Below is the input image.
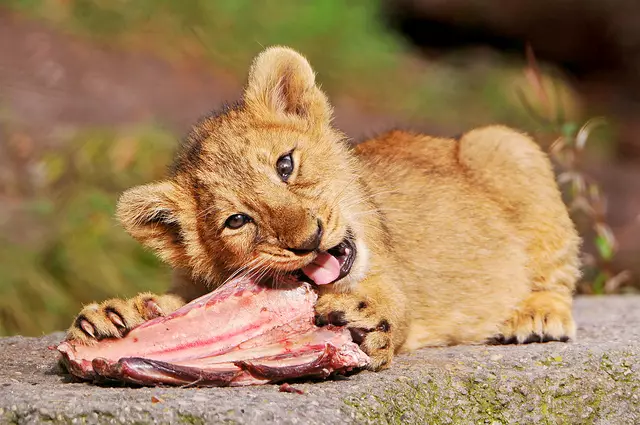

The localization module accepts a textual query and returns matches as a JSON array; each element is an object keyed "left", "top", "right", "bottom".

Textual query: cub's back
[{"left": 352, "top": 126, "right": 578, "bottom": 345}]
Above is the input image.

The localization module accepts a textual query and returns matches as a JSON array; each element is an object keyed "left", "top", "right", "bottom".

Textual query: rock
[{"left": 1, "top": 296, "right": 639, "bottom": 424}]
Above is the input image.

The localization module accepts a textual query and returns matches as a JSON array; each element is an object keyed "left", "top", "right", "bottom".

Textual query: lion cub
[{"left": 67, "top": 46, "right": 580, "bottom": 370}]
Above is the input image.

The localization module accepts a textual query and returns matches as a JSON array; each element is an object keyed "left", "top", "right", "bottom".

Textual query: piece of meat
[
  {"left": 279, "top": 383, "right": 305, "bottom": 394},
  {"left": 56, "top": 278, "right": 370, "bottom": 387}
]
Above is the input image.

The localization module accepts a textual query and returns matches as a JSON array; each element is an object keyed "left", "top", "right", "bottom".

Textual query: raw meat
[{"left": 56, "top": 278, "right": 370, "bottom": 387}]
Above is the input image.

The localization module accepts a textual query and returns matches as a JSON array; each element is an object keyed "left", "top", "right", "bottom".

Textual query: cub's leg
[
  {"left": 66, "top": 292, "right": 184, "bottom": 343},
  {"left": 314, "top": 275, "right": 408, "bottom": 371},
  {"left": 458, "top": 126, "right": 580, "bottom": 345}
]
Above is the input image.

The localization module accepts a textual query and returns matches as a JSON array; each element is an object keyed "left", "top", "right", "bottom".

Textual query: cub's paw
[
  {"left": 66, "top": 292, "right": 184, "bottom": 344},
  {"left": 315, "top": 293, "right": 394, "bottom": 371},
  {"left": 490, "top": 291, "right": 576, "bottom": 345}
]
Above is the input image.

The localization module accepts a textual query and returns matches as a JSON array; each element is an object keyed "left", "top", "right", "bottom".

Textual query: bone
[{"left": 57, "top": 278, "right": 370, "bottom": 387}]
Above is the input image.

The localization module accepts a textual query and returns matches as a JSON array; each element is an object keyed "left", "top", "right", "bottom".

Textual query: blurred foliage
[
  {"left": 0, "top": 1, "right": 627, "bottom": 337},
  {"left": 517, "top": 47, "right": 631, "bottom": 294},
  {"left": 552, "top": 121, "right": 631, "bottom": 294},
  {"left": 0, "top": 124, "right": 175, "bottom": 336},
  {"left": 5, "top": 0, "right": 581, "bottom": 130}
]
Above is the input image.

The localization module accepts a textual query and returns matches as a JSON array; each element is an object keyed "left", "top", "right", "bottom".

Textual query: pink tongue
[{"left": 301, "top": 253, "right": 341, "bottom": 285}]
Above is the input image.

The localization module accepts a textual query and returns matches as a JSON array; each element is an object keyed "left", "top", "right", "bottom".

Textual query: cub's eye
[
  {"left": 225, "top": 214, "right": 252, "bottom": 229},
  {"left": 276, "top": 153, "right": 294, "bottom": 182}
]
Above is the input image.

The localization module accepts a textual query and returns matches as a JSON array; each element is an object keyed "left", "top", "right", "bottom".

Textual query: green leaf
[
  {"left": 595, "top": 235, "right": 614, "bottom": 260},
  {"left": 592, "top": 272, "right": 607, "bottom": 295},
  {"left": 561, "top": 122, "right": 578, "bottom": 138}
]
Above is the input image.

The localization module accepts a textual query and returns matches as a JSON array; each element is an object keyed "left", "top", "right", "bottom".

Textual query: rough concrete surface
[{"left": 1, "top": 296, "right": 639, "bottom": 425}]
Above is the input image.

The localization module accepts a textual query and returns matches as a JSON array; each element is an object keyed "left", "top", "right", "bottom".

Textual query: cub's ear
[
  {"left": 244, "top": 46, "right": 332, "bottom": 123},
  {"left": 116, "top": 181, "right": 186, "bottom": 266}
]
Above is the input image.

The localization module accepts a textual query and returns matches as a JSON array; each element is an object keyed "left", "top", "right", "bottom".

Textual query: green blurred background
[{"left": 1, "top": 0, "right": 638, "bottom": 336}]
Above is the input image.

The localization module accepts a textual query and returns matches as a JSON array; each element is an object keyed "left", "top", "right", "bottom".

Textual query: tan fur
[{"left": 67, "top": 47, "right": 581, "bottom": 371}]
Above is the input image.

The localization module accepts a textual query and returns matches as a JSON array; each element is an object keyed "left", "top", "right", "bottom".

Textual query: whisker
[{"left": 222, "top": 257, "right": 264, "bottom": 286}]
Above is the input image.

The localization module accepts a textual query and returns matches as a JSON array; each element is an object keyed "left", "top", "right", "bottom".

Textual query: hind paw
[{"left": 490, "top": 291, "right": 575, "bottom": 345}]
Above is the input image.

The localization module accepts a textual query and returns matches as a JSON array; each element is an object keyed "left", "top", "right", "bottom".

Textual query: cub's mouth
[{"left": 294, "top": 236, "right": 357, "bottom": 286}]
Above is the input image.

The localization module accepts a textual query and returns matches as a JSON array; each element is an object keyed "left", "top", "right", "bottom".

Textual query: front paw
[
  {"left": 66, "top": 292, "right": 184, "bottom": 344},
  {"left": 315, "top": 293, "right": 394, "bottom": 371}
]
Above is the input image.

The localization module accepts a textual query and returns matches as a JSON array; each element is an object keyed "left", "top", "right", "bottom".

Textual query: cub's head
[{"left": 116, "top": 47, "right": 371, "bottom": 291}]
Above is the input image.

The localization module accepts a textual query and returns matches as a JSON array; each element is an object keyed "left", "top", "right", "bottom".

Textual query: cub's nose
[{"left": 286, "top": 220, "right": 323, "bottom": 255}]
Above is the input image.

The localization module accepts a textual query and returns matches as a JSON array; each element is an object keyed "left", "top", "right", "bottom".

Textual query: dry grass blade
[
  {"left": 524, "top": 43, "right": 552, "bottom": 120},
  {"left": 519, "top": 46, "right": 632, "bottom": 294},
  {"left": 575, "top": 118, "right": 607, "bottom": 151},
  {"left": 605, "top": 271, "right": 632, "bottom": 293}
]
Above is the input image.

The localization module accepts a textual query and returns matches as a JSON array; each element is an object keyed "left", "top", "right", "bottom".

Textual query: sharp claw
[
  {"left": 327, "top": 311, "right": 348, "bottom": 326},
  {"left": 314, "top": 314, "right": 328, "bottom": 327},
  {"left": 145, "top": 299, "right": 163, "bottom": 318},
  {"left": 524, "top": 332, "right": 542, "bottom": 344},
  {"left": 376, "top": 320, "right": 390, "bottom": 332},
  {"left": 80, "top": 319, "right": 96, "bottom": 338},
  {"left": 349, "top": 327, "right": 368, "bottom": 345},
  {"left": 107, "top": 311, "right": 125, "bottom": 328}
]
